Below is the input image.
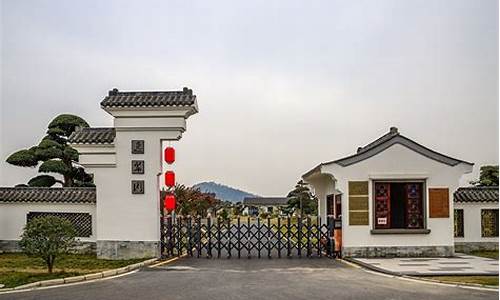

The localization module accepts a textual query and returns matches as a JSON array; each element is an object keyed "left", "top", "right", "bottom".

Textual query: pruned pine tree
[
  {"left": 286, "top": 180, "right": 318, "bottom": 217},
  {"left": 6, "top": 114, "right": 94, "bottom": 187}
]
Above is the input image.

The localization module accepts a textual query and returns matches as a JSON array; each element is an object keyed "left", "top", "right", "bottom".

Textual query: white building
[
  {"left": 453, "top": 186, "right": 498, "bottom": 252},
  {"left": 0, "top": 88, "right": 198, "bottom": 259},
  {"left": 303, "top": 127, "right": 473, "bottom": 257},
  {"left": 242, "top": 197, "right": 289, "bottom": 216}
]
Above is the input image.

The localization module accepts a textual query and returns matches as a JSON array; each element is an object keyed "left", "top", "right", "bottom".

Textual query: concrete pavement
[
  {"left": 351, "top": 254, "right": 498, "bottom": 276},
  {"left": 1, "top": 258, "right": 497, "bottom": 300}
]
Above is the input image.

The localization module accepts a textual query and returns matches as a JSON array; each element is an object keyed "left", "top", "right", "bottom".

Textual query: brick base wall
[
  {"left": 0, "top": 240, "right": 96, "bottom": 254},
  {"left": 342, "top": 246, "right": 454, "bottom": 258},
  {"left": 97, "top": 240, "right": 160, "bottom": 260},
  {"left": 455, "top": 242, "right": 498, "bottom": 253}
]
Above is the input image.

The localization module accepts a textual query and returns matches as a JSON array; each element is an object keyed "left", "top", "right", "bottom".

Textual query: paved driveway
[
  {"left": 1, "top": 258, "right": 497, "bottom": 300},
  {"left": 352, "top": 254, "right": 499, "bottom": 275}
]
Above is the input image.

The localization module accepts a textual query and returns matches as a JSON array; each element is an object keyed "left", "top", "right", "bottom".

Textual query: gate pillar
[{"left": 70, "top": 88, "right": 198, "bottom": 259}]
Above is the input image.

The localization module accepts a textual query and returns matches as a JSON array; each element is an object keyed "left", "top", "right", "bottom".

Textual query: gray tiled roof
[
  {"left": 100, "top": 88, "right": 196, "bottom": 108},
  {"left": 243, "top": 197, "right": 289, "bottom": 206},
  {"left": 0, "top": 187, "right": 96, "bottom": 204},
  {"left": 303, "top": 127, "right": 473, "bottom": 178},
  {"left": 356, "top": 127, "right": 400, "bottom": 154},
  {"left": 68, "top": 127, "right": 115, "bottom": 144},
  {"left": 454, "top": 187, "right": 499, "bottom": 203}
]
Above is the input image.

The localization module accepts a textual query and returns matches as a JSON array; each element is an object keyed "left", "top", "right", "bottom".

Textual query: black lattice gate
[{"left": 160, "top": 217, "right": 339, "bottom": 259}]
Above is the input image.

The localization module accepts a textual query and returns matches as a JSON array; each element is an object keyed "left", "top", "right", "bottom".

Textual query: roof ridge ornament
[{"left": 109, "top": 88, "right": 119, "bottom": 96}]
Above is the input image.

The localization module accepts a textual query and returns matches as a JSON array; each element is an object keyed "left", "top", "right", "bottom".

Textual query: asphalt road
[{"left": 1, "top": 258, "right": 497, "bottom": 300}]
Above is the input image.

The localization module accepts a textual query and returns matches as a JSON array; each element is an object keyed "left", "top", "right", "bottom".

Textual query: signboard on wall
[
  {"left": 348, "top": 181, "right": 369, "bottom": 225},
  {"left": 429, "top": 188, "right": 449, "bottom": 218}
]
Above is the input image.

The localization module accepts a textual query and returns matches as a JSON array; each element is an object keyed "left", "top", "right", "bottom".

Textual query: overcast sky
[{"left": 0, "top": 0, "right": 498, "bottom": 196}]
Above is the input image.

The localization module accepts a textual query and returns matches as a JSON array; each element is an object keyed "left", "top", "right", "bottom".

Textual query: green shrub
[{"left": 19, "top": 216, "right": 76, "bottom": 273}]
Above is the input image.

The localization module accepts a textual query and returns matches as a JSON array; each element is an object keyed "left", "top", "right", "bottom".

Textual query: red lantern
[
  {"left": 164, "top": 147, "right": 175, "bottom": 164},
  {"left": 164, "top": 194, "right": 176, "bottom": 211},
  {"left": 164, "top": 171, "right": 175, "bottom": 187}
]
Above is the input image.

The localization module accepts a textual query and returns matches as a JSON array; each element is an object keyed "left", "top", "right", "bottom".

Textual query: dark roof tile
[
  {"left": 0, "top": 187, "right": 96, "bottom": 204},
  {"left": 100, "top": 88, "right": 196, "bottom": 108},
  {"left": 243, "top": 197, "right": 289, "bottom": 206},
  {"left": 303, "top": 127, "right": 473, "bottom": 178},
  {"left": 69, "top": 127, "right": 115, "bottom": 144},
  {"left": 454, "top": 187, "right": 499, "bottom": 203}
]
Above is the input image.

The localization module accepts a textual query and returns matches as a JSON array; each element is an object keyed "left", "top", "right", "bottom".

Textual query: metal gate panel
[{"left": 161, "top": 217, "right": 338, "bottom": 259}]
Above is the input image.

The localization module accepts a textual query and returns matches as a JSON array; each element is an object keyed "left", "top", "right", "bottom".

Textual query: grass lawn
[
  {"left": 0, "top": 253, "right": 148, "bottom": 288},
  {"left": 468, "top": 250, "right": 499, "bottom": 260},
  {"left": 428, "top": 276, "right": 499, "bottom": 286}
]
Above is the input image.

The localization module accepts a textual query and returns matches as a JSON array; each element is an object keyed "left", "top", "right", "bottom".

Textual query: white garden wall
[
  {"left": 0, "top": 202, "right": 96, "bottom": 242},
  {"left": 454, "top": 202, "right": 498, "bottom": 244}
]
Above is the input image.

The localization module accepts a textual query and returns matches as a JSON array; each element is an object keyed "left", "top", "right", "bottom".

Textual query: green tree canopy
[
  {"left": 5, "top": 114, "right": 93, "bottom": 187},
  {"left": 471, "top": 165, "right": 499, "bottom": 187},
  {"left": 27, "top": 175, "right": 57, "bottom": 187},
  {"left": 285, "top": 180, "right": 318, "bottom": 217},
  {"left": 161, "top": 184, "right": 220, "bottom": 217},
  {"left": 19, "top": 216, "right": 77, "bottom": 273}
]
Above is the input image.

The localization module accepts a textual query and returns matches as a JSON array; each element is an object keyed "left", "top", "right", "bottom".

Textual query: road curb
[
  {"left": 342, "top": 257, "right": 499, "bottom": 291},
  {"left": 401, "top": 275, "right": 499, "bottom": 291},
  {"left": 0, "top": 257, "right": 159, "bottom": 293},
  {"left": 343, "top": 257, "right": 403, "bottom": 276}
]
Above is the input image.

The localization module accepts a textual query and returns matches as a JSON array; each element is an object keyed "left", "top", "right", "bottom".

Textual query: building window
[
  {"left": 326, "top": 194, "right": 334, "bottom": 216},
  {"left": 27, "top": 212, "right": 92, "bottom": 237},
  {"left": 481, "top": 209, "right": 499, "bottom": 238},
  {"left": 454, "top": 209, "right": 464, "bottom": 237},
  {"left": 374, "top": 182, "right": 424, "bottom": 229}
]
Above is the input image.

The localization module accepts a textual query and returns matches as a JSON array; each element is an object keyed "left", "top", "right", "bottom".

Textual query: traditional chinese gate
[{"left": 160, "top": 216, "right": 340, "bottom": 259}]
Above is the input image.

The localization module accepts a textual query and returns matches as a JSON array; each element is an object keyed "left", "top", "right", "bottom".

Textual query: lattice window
[
  {"left": 481, "top": 209, "right": 499, "bottom": 238},
  {"left": 454, "top": 209, "right": 464, "bottom": 237},
  {"left": 27, "top": 212, "right": 92, "bottom": 237}
]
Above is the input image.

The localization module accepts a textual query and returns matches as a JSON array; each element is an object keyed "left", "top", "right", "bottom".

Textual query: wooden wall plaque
[
  {"left": 348, "top": 181, "right": 369, "bottom": 225},
  {"left": 349, "top": 196, "right": 369, "bottom": 210},
  {"left": 349, "top": 181, "right": 368, "bottom": 196},
  {"left": 429, "top": 188, "right": 449, "bottom": 218},
  {"left": 349, "top": 211, "right": 369, "bottom": 225}
]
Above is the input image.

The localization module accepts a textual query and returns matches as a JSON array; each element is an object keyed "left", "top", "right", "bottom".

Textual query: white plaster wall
[
  {"left": 0, "top": 203, "right": 96, "bottom": 242},
  {"left": 74, "top": 144, "right": 116, "bottom": 167},
  {"left": 79, "top": 153, "right": 116, "bottom": 166},
  {"left": 87, "top": 130, "right": 182, "bottom": 242},
  {"left": 454, "top": 202, "right": 499, "bottom": 243},
  {"left": 308, "top": 175, "right": 336, "bottom": 219},
  {"left": 318, "top": 143, "right": 470, "bottom": 249},
  {"left": 114, "top": 117, "right": 186, "bottom": 130}
]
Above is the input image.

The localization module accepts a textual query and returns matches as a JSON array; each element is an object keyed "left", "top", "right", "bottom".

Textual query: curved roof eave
[
  {"left": 302, "top": 128, "right": 474, "bottom": 179},
  {"left": 329, "top": 134, "right": 474, "bottom": 167}
]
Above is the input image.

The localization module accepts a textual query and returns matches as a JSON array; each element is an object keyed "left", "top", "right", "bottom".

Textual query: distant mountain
[{"left": 192, "top": 181, "right": 259, "bottom": 203}]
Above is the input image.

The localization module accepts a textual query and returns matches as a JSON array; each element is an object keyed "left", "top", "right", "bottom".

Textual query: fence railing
[{"left": 161, "top": 216, "right": 339, "bottom": 259}]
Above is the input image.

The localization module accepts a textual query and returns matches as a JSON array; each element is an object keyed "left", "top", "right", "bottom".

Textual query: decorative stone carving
[
  {"left": 131, "top": 180, "right": 144, "bottom": 194},
  {"left": 131, "top": 140, "right": 144, "bottom": 154},
  {"left": 131, "top": 160, "right": 145, "bottom": 174}
]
